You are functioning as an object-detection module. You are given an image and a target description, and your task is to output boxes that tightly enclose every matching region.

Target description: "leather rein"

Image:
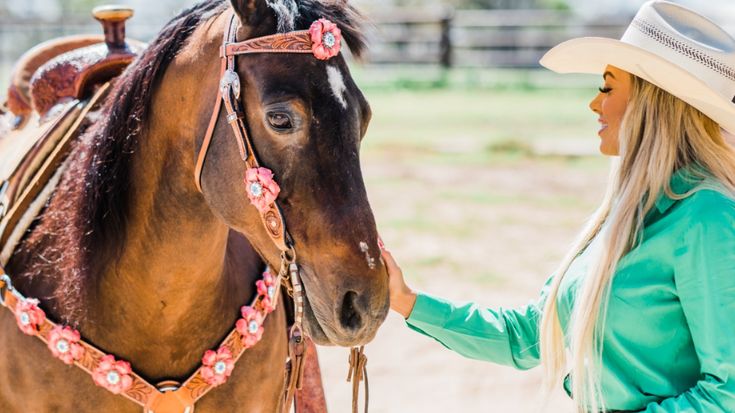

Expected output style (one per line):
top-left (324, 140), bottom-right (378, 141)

top-left (0, 12), bottom-right (368, 413)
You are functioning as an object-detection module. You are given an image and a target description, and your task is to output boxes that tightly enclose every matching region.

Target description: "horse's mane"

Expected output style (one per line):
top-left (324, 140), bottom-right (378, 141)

top-left (74, 0), bottom-right (227, 293)
top-left (43, 0), bottom-right (366, 318)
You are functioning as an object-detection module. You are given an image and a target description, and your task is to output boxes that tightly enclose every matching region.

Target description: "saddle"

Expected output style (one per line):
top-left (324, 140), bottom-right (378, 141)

top-left (5, 7), bottom-right (145, 125)
top-left (0, 6), bottom-right (143, 262)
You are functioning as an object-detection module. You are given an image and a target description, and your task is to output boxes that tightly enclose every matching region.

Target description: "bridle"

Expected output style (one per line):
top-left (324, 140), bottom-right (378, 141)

top-left (194, 12), bottom-right (312, 250)
top-left (195, 13), bottom-right (369, 412)
top-left (0, 12), bottom-right (368, 413)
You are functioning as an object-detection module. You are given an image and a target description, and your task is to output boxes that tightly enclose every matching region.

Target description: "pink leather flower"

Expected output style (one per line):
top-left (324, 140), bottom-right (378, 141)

top-left (92, 355), bottom-right (133, 394)
top-left (201, 347), bottom-right (235, 386)
top-left (236, 306), bottom-right (264, 348)
top-left (256, 271), bottom-right (277, 314)
top-left (14, 298), bottom-right (45, 335)
top-left (310, 18), bottom-right (342, 60)
top-left (244, 167), bottom-right (280, 213)
top-left (47, 325), bottom-right (85, 365)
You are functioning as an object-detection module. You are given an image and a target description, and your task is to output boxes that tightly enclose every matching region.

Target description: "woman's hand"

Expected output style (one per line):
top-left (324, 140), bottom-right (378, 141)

top-left (380, 246), bottom-right (417, 319)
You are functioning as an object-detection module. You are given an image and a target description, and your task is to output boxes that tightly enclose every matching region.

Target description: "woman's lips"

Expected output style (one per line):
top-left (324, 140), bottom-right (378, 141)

top-left (598, 119), bottom-right (608, 136)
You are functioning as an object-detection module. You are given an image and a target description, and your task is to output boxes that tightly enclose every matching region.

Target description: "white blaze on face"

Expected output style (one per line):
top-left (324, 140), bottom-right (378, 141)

top-left (326, 65), bottom-right (348, 110)
top-left (359, 241), bottom-right (376, 270)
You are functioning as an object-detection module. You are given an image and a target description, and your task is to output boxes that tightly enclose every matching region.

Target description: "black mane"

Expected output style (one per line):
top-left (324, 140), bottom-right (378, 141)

top-left (77, 0), bottom-right (228, 281)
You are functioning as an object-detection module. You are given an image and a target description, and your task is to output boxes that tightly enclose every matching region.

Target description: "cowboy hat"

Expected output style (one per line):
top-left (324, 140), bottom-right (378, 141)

top-left (540, 0), bottom-right (735, 135)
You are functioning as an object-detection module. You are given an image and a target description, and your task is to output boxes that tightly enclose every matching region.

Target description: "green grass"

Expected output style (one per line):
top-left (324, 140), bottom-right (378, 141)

top-left (360, 87), bottom-right (600, 158)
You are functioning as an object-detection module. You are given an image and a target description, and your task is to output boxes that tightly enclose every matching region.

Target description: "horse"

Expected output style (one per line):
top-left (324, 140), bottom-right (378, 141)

top-left (0, 0), bottom-right (388, 411)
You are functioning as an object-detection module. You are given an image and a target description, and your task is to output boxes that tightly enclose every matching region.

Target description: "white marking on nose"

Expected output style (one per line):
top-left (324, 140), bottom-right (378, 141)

top-left (359, 241), bottom-right (376, 270)
top-left (327, 65), bottom-right (348, 110)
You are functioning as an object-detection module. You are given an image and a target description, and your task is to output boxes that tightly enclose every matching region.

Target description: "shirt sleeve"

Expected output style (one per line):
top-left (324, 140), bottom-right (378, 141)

top-left (641, 192), bottom-right (735, 412)
top-left (405, 274), bottom-right (554, 370)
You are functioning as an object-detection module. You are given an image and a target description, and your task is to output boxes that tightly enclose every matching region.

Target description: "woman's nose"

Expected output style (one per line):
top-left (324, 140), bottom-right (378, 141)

top-left (589, 93), bottom-right (602, 115)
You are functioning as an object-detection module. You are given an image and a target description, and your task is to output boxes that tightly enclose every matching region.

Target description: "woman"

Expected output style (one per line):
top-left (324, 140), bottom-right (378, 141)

top-left (382, 1), bottom-right (735, 412)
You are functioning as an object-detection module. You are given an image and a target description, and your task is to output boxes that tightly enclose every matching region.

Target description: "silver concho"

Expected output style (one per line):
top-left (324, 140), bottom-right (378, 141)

top-left (106, 371), bottom-right (121, 385)
top-left (220, 70), bottom-right (241, 99)
top-left (248, 320), bottom-right (259, 334)
top-left (249, 182), bottom-right (263, 197)
top-left (56, 339), bottom-right (70, 353)
top-left (214, 360), bottom-right (227, 375)
top-left (19, 312), bottom-right (30, 326)
top-left (323, 32), bottom-right (336, 49)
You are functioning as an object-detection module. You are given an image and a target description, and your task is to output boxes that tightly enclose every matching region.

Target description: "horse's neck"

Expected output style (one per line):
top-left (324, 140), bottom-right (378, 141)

top-left (94, 144), bottom-right (230, 325)
top-left (80, 137), bottom-right (264, 378)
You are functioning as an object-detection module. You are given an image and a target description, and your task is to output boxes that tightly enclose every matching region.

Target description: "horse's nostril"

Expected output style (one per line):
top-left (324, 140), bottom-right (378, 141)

top-left (339, 290), bottom-right (363, 331)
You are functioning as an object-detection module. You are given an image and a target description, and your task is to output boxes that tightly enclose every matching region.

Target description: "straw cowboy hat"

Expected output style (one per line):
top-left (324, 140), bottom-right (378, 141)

top-left (540, 0), bottom-right (735, 135)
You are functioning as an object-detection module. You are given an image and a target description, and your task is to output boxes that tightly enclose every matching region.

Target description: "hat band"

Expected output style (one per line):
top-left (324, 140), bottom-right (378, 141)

top-left (631, 18), bottom-right (735, 82)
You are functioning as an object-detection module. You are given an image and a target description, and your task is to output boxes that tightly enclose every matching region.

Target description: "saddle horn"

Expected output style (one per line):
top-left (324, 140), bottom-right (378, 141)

top-left (92, 5), bottom-right (134, 53)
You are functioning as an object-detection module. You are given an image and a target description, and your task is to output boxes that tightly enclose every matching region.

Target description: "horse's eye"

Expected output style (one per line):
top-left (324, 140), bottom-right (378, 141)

top-left (267, 112), bottom-right (293, 131)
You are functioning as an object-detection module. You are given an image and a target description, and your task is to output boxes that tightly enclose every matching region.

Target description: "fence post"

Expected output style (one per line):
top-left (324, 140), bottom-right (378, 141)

top-left (440, 8), bottom-right (454, 69)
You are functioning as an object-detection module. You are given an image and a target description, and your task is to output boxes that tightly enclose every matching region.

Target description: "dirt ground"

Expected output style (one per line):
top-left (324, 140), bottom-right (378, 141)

top-left (314, 151), bottom-right (609, 413)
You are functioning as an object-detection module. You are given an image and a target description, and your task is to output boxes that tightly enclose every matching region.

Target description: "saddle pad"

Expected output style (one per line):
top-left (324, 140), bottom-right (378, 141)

top-left (0, 99), bottom-right (87, 266)
top-left (0, 100), bottom-right (79, 195)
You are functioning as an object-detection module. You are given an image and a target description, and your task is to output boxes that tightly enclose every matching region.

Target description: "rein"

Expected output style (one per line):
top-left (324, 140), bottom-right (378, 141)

top-left (0, 11), bottom-right (369, 413)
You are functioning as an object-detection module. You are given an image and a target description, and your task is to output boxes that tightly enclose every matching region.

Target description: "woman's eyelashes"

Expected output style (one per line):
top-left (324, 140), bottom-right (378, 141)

top-left (598, 86), bottom-right (612, 94)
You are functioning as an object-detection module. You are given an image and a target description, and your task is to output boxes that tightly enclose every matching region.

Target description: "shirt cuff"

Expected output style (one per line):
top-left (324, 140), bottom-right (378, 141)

top-left (406, 291), bottom-right (454, 328)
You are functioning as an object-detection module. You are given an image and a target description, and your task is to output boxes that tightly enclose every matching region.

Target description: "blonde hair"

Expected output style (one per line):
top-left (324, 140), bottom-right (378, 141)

top-left (539, 74), bottom-right (735, 412)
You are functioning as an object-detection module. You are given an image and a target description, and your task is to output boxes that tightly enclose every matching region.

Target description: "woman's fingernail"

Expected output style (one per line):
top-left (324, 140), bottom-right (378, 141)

top-left (378, 236), bottom-right (386, 250)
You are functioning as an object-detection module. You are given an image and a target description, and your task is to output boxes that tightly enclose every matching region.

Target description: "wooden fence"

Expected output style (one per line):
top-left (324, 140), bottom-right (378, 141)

top-left (0, 8), bottom-right (657, 75)
top-left (364, 8), bottom-right (631, 68)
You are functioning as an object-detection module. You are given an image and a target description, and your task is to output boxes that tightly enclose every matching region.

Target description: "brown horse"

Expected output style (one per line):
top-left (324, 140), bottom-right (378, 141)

top-left (0, 0), bottom-right (388, 411)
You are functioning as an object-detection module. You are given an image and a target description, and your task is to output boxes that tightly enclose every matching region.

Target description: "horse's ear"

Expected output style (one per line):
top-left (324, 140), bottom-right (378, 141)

top-left (229, 0), bottom-right (268, 26)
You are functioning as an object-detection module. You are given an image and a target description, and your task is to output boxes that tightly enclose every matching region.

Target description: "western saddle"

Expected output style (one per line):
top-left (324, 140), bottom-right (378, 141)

top-left (0, 5), bottom-right (144, 264)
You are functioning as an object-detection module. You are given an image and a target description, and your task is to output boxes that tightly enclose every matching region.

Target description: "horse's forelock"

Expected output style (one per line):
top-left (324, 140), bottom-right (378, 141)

top-left (261, 0), bottom-right (367, 58)
top-left (266, 0), bottom-right (300, 32)
top-left (295, 0), bottom-right (367, 59)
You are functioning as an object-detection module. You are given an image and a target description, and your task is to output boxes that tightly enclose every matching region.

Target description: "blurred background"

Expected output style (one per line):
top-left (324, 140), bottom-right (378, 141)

top-left (1, 0), bottom-right (734, 411)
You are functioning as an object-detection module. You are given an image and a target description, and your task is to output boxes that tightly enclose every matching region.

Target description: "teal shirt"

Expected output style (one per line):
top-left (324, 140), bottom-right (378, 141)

top-left (406, 168), bottom-right (735, 412)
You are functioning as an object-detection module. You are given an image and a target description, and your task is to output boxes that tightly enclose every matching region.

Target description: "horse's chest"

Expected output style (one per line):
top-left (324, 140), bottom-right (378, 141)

top-left (0, 309), bottom-right (287, 413)
top-left (0, 310), bottom-right (120, 411)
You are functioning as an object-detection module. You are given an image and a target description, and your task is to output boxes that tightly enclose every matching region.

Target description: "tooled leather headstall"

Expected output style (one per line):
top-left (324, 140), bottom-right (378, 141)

top-left (0, 14), bottom-right (346, 413)
top-left (194, 14), bottom-right (343, 252)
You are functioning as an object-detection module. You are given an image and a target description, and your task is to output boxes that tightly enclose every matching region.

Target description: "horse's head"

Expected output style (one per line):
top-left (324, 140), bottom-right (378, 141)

top-left (189, 0), bottom-right (387, 346)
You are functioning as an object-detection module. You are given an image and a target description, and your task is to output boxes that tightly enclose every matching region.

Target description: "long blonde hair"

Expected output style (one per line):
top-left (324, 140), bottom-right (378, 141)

top-left (539, 74), bottom-right (735, 412)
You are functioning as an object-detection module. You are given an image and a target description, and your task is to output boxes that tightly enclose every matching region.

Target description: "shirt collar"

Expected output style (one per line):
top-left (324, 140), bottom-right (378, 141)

top-left (653, 166), bottom-right (706, 214)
